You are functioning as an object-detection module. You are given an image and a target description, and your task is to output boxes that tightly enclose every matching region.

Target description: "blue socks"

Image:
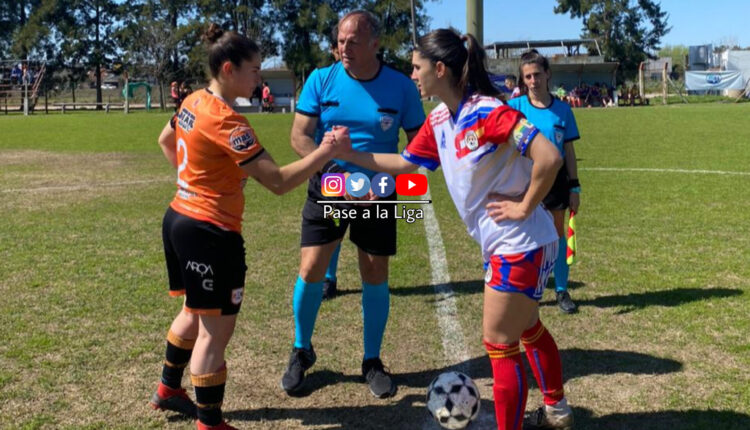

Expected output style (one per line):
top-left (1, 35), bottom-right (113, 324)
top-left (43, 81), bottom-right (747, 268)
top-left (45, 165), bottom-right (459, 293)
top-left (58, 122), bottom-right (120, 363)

top-left (554, 236), bottom-right (569, 292)
top-left (362, 281), bottom-right (389, 360)
top-left (293, 275), bottom-right (323, 349)
top-left (325, 243), bottom-right (341, 282)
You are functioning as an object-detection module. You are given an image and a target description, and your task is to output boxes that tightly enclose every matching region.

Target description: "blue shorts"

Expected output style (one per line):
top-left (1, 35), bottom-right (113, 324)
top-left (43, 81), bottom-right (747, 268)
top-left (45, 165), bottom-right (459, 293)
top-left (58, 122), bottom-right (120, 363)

top-left (484, 241), bottom-right (558, 301)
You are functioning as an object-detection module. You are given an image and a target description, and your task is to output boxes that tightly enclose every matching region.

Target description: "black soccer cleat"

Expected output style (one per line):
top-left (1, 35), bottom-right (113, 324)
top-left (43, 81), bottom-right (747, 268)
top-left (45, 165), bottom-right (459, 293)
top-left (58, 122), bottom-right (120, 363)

top-left (556, 291), bottom-right (578, 314)
top-left (280, 345), bottom-right (317, 394)
top-left (362, 357), bottom-right (397, 399)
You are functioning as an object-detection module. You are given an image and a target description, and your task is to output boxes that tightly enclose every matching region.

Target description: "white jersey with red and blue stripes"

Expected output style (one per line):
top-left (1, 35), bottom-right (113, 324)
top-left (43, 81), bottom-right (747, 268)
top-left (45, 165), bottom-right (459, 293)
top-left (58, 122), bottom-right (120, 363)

top-left (402, 93), bottom-right (558, 261)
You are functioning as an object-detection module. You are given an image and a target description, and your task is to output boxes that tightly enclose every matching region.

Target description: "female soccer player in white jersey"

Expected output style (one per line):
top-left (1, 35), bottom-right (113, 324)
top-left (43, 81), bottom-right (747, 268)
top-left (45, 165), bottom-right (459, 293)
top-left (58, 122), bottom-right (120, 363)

top-left (328, 29), bottom-right (574, 430)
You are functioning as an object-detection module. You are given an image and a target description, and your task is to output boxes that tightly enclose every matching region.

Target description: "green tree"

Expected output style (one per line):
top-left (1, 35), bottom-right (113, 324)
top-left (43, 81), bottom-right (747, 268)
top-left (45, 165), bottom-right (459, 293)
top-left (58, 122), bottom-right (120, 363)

top-left (196, 0), bottom-right (279, 59)
top-left (274, 0), bottom-right (430, 87)
top-left (554, 0), bottom-right (670, 80)
top-left (54, 0), bottom-right (122, 108)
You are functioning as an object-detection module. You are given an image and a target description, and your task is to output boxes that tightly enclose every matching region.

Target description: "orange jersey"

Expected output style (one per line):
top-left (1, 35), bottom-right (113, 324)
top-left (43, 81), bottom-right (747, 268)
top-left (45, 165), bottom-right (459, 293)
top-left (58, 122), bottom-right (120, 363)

top-left (169, 89), bottom-right (264, 233)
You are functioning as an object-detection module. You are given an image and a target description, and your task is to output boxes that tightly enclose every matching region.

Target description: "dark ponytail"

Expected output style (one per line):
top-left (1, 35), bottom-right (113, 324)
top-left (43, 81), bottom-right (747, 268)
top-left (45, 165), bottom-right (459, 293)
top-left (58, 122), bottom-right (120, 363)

top-left (416, 29), bottom-right (500, 98)
top-left (517, 49), bottom-right (550, 96)
top-left (202, 23), bottom-right (260, 78)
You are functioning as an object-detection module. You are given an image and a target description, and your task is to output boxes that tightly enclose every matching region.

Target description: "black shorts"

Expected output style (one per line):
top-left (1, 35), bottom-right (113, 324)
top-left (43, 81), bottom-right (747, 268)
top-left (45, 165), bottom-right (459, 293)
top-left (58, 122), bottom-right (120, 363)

top-left (542, 161), bottom-right (570, 211)
top-left (162, 207), bottom-right (247, 316)
top-left (300, 176), bottom-right (397, 256)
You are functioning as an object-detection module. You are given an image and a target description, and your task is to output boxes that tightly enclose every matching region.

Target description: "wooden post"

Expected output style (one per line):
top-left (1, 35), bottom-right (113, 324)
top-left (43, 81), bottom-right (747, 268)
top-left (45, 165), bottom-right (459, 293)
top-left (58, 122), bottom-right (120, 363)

top-left (638, 62), bottom-right (645, 101)
top-left (466, 0), bottom-right (483, 45)
top-left (124, 71), bottom-right (129, 114)
top-left (662, 63), bottom-right (668, 105)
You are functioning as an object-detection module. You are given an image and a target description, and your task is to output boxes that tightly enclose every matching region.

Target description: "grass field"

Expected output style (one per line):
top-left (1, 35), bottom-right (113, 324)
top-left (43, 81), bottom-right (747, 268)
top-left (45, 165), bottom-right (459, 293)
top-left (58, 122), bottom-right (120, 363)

top-left (1, 103), bottom-right (749, 430)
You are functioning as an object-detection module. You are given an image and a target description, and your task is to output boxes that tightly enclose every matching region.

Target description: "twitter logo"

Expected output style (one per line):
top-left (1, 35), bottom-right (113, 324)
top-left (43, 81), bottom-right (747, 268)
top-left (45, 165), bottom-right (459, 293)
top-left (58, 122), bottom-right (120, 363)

top-left (346, 172), bottom-right (371, 198)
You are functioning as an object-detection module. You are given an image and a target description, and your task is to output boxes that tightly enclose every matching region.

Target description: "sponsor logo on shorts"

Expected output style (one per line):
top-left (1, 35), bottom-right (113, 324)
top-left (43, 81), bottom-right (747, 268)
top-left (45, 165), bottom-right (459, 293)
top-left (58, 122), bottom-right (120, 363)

top-left (202, 279), bottom-right (214, 291)
top-left (186, 261), bottom-right (214, 277)
top-left (229, 126), bottom-right (256, 151)
top-left (231, 288), bottom-right (244, 305)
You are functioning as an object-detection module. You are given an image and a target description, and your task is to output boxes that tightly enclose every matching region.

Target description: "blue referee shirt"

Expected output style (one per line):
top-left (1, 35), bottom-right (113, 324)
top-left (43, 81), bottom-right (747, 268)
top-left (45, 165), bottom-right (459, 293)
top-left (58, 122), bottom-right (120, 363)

top-left (507, 94), bottom-right (580, 156)
top-left (296, 62), bottom-right (426, 177)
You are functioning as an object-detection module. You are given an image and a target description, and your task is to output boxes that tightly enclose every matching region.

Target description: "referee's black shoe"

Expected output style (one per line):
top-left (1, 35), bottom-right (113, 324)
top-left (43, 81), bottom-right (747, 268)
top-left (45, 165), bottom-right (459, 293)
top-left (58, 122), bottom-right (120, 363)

top-left (556, 291), bottom-right (578, 314)
top-left (322, 278), bottom-right (337, 300)
top-left (281, 345), bottom-right (316, 394)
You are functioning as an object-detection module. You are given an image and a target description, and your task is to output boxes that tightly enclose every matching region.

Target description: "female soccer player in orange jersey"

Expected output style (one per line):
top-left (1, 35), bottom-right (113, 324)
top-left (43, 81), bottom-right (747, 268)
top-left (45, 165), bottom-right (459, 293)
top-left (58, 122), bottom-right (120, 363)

top-left (148, 24), bottom-right (348, 430)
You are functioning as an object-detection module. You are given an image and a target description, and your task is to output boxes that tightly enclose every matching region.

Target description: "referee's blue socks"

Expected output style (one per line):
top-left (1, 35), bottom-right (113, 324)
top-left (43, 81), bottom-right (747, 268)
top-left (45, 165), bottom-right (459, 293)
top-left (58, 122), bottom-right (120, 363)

top-left (362, 281), bottom-right (389, 360)
top-left (325, 243), bottom-right (341, 282)
top-left (554, 236), bottom-right (569, 292)
top-left (293, 275), bottom-right (323, 349)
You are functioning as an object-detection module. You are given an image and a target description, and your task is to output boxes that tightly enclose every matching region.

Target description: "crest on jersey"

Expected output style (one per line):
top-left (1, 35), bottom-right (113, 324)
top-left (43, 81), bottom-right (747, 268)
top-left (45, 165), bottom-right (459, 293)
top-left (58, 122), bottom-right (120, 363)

top-left (229, 126), bottom-right (256, 151)
top-left (380, 115), bottom-right (394, 131)
top-left (231, 288), bottom-right (244, 305)
top-left (464, 130), bottom-right (479, 151)
top-left (554, 129), bottom-right (564, 145)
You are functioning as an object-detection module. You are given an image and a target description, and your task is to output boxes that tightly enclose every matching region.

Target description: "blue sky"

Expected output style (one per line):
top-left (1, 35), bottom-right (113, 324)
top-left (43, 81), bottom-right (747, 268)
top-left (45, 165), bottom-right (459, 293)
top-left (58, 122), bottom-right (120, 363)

top-left (425, 0), bottom-right (750, 49)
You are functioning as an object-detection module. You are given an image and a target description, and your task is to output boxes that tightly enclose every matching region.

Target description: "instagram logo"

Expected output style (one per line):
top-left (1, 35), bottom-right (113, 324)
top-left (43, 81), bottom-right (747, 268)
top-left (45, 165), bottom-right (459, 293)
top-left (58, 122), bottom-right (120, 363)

top-left (321, 173), bottom-right (346, 197)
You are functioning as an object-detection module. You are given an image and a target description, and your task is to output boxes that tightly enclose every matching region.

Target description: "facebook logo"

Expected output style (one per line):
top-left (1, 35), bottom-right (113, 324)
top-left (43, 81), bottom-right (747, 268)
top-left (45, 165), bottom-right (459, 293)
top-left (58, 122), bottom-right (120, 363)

top-left (371, 173), bottom-right (395, 198)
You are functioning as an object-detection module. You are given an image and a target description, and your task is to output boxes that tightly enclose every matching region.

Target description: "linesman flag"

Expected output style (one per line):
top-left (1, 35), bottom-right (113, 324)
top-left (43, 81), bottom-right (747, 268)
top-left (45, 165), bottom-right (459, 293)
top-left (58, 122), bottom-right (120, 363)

top-left (566, 210), bottom-right (577, 265)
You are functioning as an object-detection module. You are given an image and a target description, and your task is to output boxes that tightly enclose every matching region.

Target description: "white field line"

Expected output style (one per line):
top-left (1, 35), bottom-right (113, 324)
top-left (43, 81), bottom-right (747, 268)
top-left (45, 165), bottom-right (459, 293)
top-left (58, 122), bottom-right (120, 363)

top-left (580, 167), bottom-right (750, 176)
top-left (419, 168), bottom-right (495, 429)
top-left (1, 178), bottom-right (169, 194)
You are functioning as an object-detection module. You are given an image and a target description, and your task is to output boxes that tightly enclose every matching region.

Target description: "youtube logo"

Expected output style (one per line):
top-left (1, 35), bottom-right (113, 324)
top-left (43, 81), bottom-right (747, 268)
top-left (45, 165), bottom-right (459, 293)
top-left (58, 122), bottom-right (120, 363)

top-left (396, 173), bottom-right (428, 196)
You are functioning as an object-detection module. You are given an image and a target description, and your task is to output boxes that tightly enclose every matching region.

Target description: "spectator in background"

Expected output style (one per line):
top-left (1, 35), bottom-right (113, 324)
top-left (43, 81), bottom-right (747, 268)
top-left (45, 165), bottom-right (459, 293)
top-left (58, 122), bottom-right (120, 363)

top-left (262, 81), bottom-right (271, 112)
top-left (629, 84), bottom-right (642, 106)
top-left (170, 81), bottom-right (180, 111)
top-left (568, 85), bottom-right (581, 108)
top-left (178, 82), bottom-right (193, 107)
top-left (555, 84), bottom-right (568, 104)
top-left (21, 64), bottom-right (31, 87)
top-left (503, 75), bottom-right (520, 99)
top-left (600, 83), bottom-right (612, 107)
top-left (11, 63), bottom-right (22, 86)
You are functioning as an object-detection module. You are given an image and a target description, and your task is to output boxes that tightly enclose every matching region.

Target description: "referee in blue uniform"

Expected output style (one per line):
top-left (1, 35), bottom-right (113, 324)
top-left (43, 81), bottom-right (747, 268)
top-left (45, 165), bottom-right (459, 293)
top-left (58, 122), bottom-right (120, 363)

top-left (280, 10), bottom-right (426, 398)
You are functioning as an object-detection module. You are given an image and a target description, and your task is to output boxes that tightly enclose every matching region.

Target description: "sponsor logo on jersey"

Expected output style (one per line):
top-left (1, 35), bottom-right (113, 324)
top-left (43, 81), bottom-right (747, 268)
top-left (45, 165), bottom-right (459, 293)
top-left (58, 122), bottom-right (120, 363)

top-left (229, 126), bottom-right (256, 151)
top-left (380, 115), bottom-right (394, 131)
top-left (177, 108), bottom-right (196, 132)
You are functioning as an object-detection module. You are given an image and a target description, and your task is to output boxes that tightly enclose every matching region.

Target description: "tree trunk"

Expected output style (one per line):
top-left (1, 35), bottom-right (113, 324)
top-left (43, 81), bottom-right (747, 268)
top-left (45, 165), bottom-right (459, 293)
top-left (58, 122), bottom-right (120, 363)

top-left (95, 1), bottom-right (103, 110)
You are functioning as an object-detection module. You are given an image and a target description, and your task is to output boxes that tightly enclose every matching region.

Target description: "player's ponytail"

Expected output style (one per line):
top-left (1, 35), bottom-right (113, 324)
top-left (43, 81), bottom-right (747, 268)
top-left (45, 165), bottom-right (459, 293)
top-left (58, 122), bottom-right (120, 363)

top-left (416, 29), bottom-right (500, 99)
top-left (517, 49), bottom-right (550, 96)
top-left (202, 23), bottom-right (260, 78)
top-left (460, 34), bottom-right (501, 98)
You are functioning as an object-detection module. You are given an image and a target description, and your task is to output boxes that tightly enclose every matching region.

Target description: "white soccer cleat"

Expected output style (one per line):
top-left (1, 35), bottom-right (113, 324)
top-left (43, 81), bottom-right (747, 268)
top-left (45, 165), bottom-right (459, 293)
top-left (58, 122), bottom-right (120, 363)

top-left (523, 398), bottom-right (574, 429)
